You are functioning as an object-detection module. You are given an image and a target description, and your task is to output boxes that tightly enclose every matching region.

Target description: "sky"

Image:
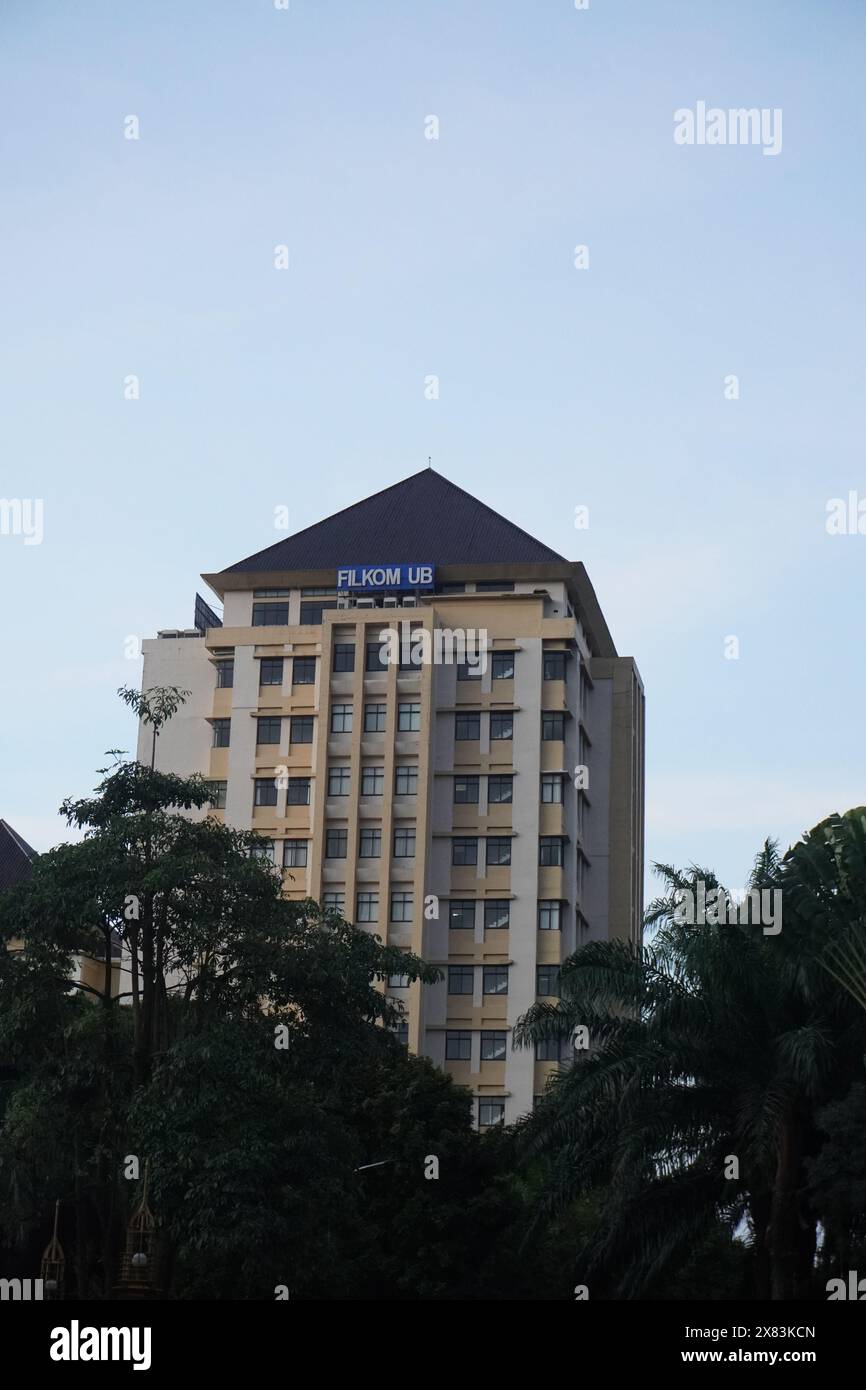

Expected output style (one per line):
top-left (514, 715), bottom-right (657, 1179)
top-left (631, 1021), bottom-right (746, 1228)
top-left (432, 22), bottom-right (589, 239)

top-left (1, 0), bottom-right (864, 901)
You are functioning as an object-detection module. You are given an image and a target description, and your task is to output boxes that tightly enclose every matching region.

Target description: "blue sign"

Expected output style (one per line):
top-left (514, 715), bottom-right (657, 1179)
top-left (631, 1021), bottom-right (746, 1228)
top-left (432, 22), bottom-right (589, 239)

top-left (336, 563), bottom-right (435, 592)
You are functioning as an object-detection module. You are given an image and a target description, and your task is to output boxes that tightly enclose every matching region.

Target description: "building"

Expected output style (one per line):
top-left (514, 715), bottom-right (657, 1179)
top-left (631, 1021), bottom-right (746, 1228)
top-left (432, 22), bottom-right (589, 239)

top-left (138, 469), bottom-right (645, 1124)
top-left (0, 819), bottom-right (37, 896)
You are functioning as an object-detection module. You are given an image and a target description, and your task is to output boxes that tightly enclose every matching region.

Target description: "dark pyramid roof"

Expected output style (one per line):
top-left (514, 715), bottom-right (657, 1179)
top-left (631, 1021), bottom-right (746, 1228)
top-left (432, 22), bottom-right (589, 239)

top-left (0, 819), bottom-right (37, 892)
top-left (224, 469), bottom-right (567, 574)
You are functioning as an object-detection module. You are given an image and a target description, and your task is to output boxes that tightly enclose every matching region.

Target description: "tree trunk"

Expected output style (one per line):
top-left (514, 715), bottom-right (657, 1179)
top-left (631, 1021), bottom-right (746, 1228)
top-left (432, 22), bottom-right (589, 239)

top-left (768, 1113), bottom-right (804, 1300)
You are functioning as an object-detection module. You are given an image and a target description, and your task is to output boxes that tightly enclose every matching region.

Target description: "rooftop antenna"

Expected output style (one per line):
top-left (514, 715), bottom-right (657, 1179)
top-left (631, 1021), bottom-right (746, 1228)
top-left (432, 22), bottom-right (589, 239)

top-left (427, 455), bottom-right (432, 469)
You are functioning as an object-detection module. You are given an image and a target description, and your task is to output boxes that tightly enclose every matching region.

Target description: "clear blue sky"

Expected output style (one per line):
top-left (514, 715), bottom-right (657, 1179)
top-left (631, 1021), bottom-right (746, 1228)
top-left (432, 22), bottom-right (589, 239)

top-left (2, 0), bottom-right (864, 900)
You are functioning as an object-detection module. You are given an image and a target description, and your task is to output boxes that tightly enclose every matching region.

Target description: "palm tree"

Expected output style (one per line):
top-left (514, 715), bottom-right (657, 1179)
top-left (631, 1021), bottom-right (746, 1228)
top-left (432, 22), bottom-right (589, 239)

top-left (514, 830), bottom-right (866, 1300)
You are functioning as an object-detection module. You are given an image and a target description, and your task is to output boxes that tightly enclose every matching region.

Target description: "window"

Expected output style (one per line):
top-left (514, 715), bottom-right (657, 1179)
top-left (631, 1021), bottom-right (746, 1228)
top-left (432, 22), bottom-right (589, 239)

top-left (455, 712), bottom-right (480, 740)
top-left (328, 767), bottom-right (350, 797)
top-left (540, 836), bottom-right (564, 866)
top-left (393, 827), bottom-right (416, 858)
top-left (326, 828), bottom-right (348, 858)
top-left (332, 643), bottom-right (355, 673)
top-left (454, 775), bottom-right (479, 803)
top-left (541, 773), bottom-right (564, 804)
top-left (388, 971), bottom-right (410, 989)
top-left (490, 713), bottom-right (513, 741)
top-left (215, 659), bottom-right (234, 688)
top-left (251, 839), bottom-right (274, 863)
top-left (260, 657), bottom-right (284, 686)
top-left (365, 641), bottom-right (389, 673)
top-left (211, 718), bottom-right (230, 748)
top-left (483, 966), bottom-right (509, 995)
top-left (283, 839), bottom-right (308, 868)
top-left (256, 588), bottom-right (291, 597)
top-left (364, 703), bottom-right (386, 733)
top-left (487, 775), bottom-right (513, 804)
top-left (538, 900), bottom-right (562, 931)
top-left (207, 780), bottom-right (227, 809)
top-left (257, 717), bottom-right (282, 745)
top-left (300, 587), bottom-right (334, 597)
top-left (491, 652), bottom-right (515, 680)
top-left (254, 778), bottom-right (278, 808)
top-left (448, 966), bottom-right (474, 995)
top-left (300, 601), bottom-right (338, 625)
top-left (438, 582), bottom-right (465, 593)
top-left (542, 712), bottom-right (566, 741)
top-left (481, 1030), bottom-right (507, 1061)
top-left (457, 661), bottom-right (482, 681)
top-left (486, 837), bottom-right (512, 867)
top-left (445, 1030), bottom-right (472, 1061)
top-left (398, 701), bottom-right (421, 732)
top-left (392, 1019), bottom-right (409, 1047)
top-left (478, 1099), bottom-right (505, 1127)
top-left (322, 891), bottom-right (345, 911)
top-left (543, 651), bottom-right (567, 682)
top-left (394, 765), bottom-right (418, 796)
top-left (359, 828), bottom-right (382, 858)
top-left (290, 716), bottom-right (314, 744)
top-left (537, 965), bottom-right (561, 996)
top-left (286, 777), bottom-right (310, 805)
top-left (253, 602), bottom-right (288, 626)
top-left (356, 892), bottom-right (379, 922)
top-left (476, 580), bottom-right (514, 592)
top-left (536, 1038), bottom-right (560, 1061)
top-left (484, 900), bottom-right (510, 931)
top-left (292, 656), bottom-right (316, 686)
top-left (330, 703), bottom-right (353, 734)
top-left (449, 900), bottom-right (475, 930)
top-left (452, 837), bottom-right (478, 866)
top-left (361, 766), bottom-right (384, 796)
top-left (390, 891), bottom-right (414, 922)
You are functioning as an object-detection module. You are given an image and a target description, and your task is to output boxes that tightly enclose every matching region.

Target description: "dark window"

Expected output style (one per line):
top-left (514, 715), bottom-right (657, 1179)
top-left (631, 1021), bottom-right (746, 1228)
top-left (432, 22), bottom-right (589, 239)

top-left (487, 775), bottom-right (513, 803)
top-left (255, 588), bottom-right (291, 597)
top-left (483, 966), bottom-right (509, 995)
top-left (215, 659), bottom-right (234, 688)
top-left (364, 703), bottom-right (386, 733)
top-left (361, 766), bottom-right (384, 796)
top-left (325, 828), bottom-right (348, 858)
top-left (478, 1099), bottom-right (505, 1126)
top-left (322, 892), bottom-right (345, 912)
top-left (259, 657), bottom-right (284, 686)
top-left (330, 703), bottom-right (353, 733)
top-left (454, 775), bottom-right (479, 803)
top-left (300, 601), bottom-right (338, 625)
top-left (457, 662), bottom-right (482, 681)
top-left (541, 773), bottom-right (563, 803)
top-left (476, 580), bottom-right (514, 592)
top-left (438, 583), bottom-right (465, 594)
top-left (542, 712), bottom-right (566, 741)
top-left (328, 767), bottom-right (350, 796)
top-left (392, 1019), bottom-right (409, 1047)
top-left (481, 1030), bottom-right (507, 1061)
top-left (251, 839), bottom-right (274, 864)
top-left (455, 712), bottom-right (480, 740)
top-left (543, 651), bottom-right (567, 682)
top-left (332, 643), bottom-right (355, 673)
top-left (537, 965), bottom-right (561, 996)
top-left (290, 716), bottom-right (314, 744)
top-left (388, 971), bottom-right (410, 988)
top-left (452, 837), bottom-right (478, 866)
top-left (356, 891), bottom-right (378, 922)
top-left (491, 653), bottom-right (515, 680)
top-left (253, 602), bottom-right (288, 626)
top-left (536, 1038), bottom-right (560, 1061)
top-left (283, 839), bottom-right (308, 868)
top-left (286, 777), bottom-right (310, 805)
top-left (446, 1030), bottom-right (472, 1061)
top-left (365, 642), bottom-right (389, 673)
top-left (486, 837), bottom-right (512, 867)
top-left (393, 827), bottom-right (416, 858)
top-left (490, 713), bottom-right (513, 741)
top-left (484, 900), bottom-right (510, 931)
top-left (359, 828), bottom-right (382, 858)
top-left (398, 702), bottom-right (421, 732)
top-left (254, 778), bottom-right (277, 808)
top-left (208, 780), bottom-right (227, 809)
top-left (395, 765), bottom-right (417, 796)
top-left (257, 717), bottom-right (282, 745)
top-left (390, 891), bottom-right (413, 922)
top-left (212, 718), bottom-right (230, 748)
top-left (539, 836), bottom-right (564, 866)
top-left (538, 900), bottom-right (562, 931)
top-left (449, 900), bottom-right (475, 930)
top-left (448, 966), bottom-right (474, 995)
top-left (292, 656), bottom-right (316, 686)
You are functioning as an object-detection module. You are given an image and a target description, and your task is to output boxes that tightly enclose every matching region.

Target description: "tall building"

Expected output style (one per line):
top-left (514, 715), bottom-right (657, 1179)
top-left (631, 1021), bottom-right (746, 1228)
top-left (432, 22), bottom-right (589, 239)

top-left (138, 469), bottom-right (644, 1124)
